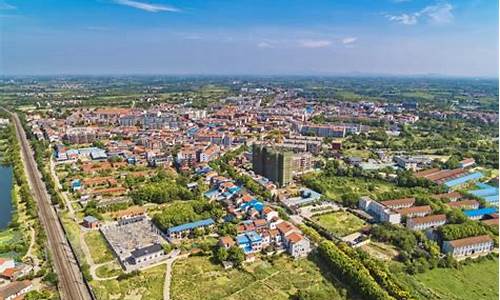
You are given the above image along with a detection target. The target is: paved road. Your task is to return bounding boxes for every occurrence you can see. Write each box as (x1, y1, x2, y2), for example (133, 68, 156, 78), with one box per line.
(10, 112, 92, 300)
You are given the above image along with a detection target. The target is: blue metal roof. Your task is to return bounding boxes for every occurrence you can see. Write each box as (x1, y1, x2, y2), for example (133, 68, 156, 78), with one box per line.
(236, 234, 250, 245)
(246, 231, 262, 243)
(83, 215, 98, 223)
(463, 207, 498, 217)
(484, 195, 499, 203)
(444, 172, 483, 188)
(167, 218, 215, 234)
(468, 183, 499, 205)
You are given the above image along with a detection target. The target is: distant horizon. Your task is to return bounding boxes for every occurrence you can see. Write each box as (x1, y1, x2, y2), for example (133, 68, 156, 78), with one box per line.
(1, 72, 498, 80)
(1, 0, 498, 77)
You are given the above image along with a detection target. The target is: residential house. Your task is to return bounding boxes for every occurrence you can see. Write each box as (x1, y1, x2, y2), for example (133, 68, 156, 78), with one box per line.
(0, 280, 33, 300)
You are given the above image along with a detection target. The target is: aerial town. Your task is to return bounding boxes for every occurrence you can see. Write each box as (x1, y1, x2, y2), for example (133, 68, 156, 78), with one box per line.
(1, 1, 499, 300)
(0, 75, 498, 300)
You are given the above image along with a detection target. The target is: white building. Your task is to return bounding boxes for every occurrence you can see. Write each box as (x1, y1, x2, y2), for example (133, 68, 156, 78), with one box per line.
(407, 214, 447, 230)
(285, 233, 311, 258)
(358, 196, 401, 224)
(442, 235, 493, 258)
(0, 280, 33, 300)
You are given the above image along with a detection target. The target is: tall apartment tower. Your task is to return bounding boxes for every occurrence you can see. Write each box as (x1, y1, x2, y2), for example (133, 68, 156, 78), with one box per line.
(252, 143, 294, 187)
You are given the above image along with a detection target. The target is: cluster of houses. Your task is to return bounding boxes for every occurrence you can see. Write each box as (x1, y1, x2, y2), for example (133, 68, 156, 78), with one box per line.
(171, 170, 312, 260)
(0, 258, 33, 300)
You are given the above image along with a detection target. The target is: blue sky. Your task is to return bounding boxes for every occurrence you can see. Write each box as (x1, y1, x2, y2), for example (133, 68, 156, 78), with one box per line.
(0, 0, 498, 76)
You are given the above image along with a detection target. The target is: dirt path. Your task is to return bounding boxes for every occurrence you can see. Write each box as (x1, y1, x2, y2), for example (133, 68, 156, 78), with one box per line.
(163, 250, 187, 300)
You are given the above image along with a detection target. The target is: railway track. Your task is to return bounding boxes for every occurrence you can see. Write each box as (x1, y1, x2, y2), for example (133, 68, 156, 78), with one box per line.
(10, 111, 92, 300)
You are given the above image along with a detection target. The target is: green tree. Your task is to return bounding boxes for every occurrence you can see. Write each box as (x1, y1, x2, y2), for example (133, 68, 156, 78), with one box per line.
(228, 246, 245, 266)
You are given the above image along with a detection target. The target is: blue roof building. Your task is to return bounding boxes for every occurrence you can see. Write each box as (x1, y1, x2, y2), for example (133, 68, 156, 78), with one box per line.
(444, 172, 483, 188)
(236, 231, 262, 254)
(167, 218, 215, 237)
(240, 199, 264, 213)
(71, 179, 82, 191)
(463, 207, 498, 220)
(468, 183, 499, 206)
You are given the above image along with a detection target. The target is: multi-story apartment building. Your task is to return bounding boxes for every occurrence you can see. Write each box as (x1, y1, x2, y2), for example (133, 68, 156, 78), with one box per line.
(252, 143, 294, 187)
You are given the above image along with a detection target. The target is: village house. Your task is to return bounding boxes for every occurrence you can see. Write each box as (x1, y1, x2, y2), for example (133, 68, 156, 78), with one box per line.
(0, 280, 33, 300)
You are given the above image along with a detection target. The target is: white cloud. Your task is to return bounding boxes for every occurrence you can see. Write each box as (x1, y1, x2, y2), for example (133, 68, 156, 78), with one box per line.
(341, 37, 358, 45)
(298, 39, 332, 48)
(386, 2, 453, 25)
(113, 0, 180, 13)
(387, 13, 418, 25)
(421, 3, 453, 24)
(0, 1, 16, 10)
(257, 42, 274, 48)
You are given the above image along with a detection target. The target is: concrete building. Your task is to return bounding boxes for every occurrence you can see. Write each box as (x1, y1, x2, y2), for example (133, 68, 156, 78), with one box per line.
(82, 215, 100, 229)
(166, 218, 215, 239)
(358, 196, 401, 224)
(285, 232, 311, 258)
(380, 198, 415, 210)
(463, 207, 498, 220)
(252, 143, 294, 187)
(407, 214, 447, 230)
(130, 244, 165, 265)
(396, 205, 432, 218)
(442, 235, 493, 258)
(447, 200, 480, 210)
(0, 280, 33, 300)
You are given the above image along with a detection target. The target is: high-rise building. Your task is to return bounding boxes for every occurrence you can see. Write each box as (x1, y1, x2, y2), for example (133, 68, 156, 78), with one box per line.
(252, 144, 294, 187)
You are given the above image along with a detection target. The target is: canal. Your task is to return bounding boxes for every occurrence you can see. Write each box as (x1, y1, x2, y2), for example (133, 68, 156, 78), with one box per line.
(0, 165, 13, 230)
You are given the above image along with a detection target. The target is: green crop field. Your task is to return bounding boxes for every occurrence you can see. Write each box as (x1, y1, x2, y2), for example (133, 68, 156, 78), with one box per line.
(406, 257, 499, 300)
(312, 211, 366, 237)
(171, 255, 345, 300)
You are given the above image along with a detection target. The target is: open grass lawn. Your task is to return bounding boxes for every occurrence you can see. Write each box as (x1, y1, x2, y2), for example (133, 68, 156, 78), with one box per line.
(342, 148, 373, 159)
(171, 255, 344, 300)
(84, 231, 114, 264)
(305, 174, 406, 202)
(95, 262, 123, 278)
(407, 258, 499, 300)
(91, 264, 165, 300)
(61, 215, 86, 260)
(312, 211, 366, 237)
(360, 241, 399, 261)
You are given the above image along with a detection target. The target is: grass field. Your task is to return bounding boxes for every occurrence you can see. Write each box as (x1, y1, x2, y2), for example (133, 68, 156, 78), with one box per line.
(312, 211, 366, 237)
(84, 231, 114, 264)
(171, 255, 345, 300)
(307, 174, 404, 200)
(95, 262, 123, 279)
(360, 241, 399, 261)
(405, 257, 499, 300)
(90, 264, 165, 300)
(0, 229, 16, 245)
